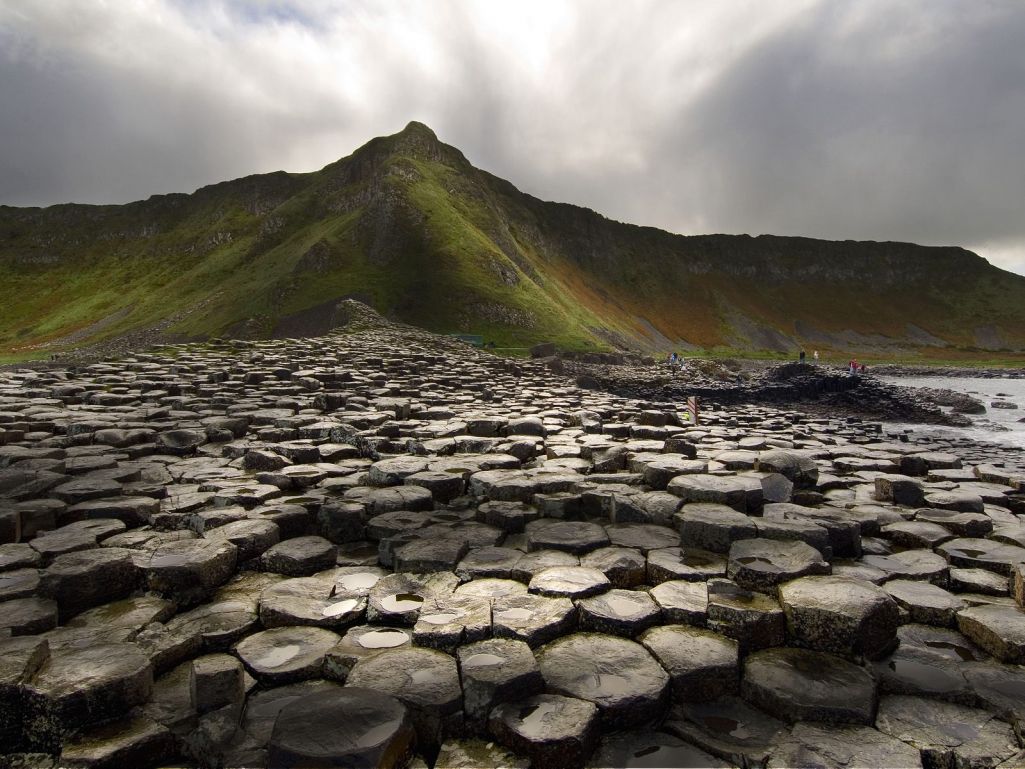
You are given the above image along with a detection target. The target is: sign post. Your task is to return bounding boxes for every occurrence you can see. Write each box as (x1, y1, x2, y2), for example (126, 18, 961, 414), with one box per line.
(687, 396, 699, 425)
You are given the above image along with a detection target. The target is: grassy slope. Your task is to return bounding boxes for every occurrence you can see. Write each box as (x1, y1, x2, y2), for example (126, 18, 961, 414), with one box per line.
(2, 121, 1025, 361)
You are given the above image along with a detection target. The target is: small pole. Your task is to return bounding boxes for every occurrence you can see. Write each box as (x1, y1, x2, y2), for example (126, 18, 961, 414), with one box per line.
(687, 396, 699, 425)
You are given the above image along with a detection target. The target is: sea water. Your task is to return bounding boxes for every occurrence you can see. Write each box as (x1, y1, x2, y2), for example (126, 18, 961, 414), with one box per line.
(879, 376, 1025, 449)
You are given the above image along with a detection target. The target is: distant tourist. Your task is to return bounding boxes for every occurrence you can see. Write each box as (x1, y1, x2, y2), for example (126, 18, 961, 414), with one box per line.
(799, 350, 806, 363)
(813, 350, 819, 362)
(860, 363, 867, 374)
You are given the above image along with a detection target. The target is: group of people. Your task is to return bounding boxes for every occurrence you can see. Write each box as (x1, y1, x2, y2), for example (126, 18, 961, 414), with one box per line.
(667, 351, 687, 370)
(666, 349, 866, 375)
(798, 350, 867, 374)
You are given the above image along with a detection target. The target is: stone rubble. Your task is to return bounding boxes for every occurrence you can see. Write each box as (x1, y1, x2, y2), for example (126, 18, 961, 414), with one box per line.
(1, 312, 1025, 768)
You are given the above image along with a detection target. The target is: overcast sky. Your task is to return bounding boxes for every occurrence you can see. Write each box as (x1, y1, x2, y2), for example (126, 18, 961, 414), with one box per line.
(2, 0, 1024, 273)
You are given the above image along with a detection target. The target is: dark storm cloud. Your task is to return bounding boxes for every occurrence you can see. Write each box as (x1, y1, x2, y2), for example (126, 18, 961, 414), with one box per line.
(1, 0, 1023, 272)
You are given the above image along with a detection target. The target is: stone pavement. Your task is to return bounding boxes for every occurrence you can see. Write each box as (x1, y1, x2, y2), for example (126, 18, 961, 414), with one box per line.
(2, 318, 1025, 768)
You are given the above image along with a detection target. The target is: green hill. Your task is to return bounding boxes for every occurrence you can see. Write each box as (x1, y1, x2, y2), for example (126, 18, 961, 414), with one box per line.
(3, 121, 1025, 361)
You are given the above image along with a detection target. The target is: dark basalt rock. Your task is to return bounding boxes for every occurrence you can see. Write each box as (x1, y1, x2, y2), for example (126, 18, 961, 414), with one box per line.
(2, 314, 1023, 767)
(268, 687, 415, 769)
(536, 633, 669, 728)
(489, 693, 599, 769)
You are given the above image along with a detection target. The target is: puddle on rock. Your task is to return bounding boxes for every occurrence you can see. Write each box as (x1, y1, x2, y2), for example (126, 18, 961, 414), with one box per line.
(924, 640, 979, 662)
(519, 702, 557, 736)
(419, 612, 461, 625)
(357, 629, 409, 649)
(736, 556, 775, 567)
(380, 593, 424, 612)
(584, 672, 631, 697)
(359, 721, 400, 747)
(604, 595, 643, 616)
(629, 743, 709, 768)
(462, 653, 505, 668)
(338, 572, 381, 591)
(495, 608, 533, 623)
(701, 716, 752, 741)
(887, 658, 962, 692)
(257, 643, 302, 668)
(321, 599, 360, 618)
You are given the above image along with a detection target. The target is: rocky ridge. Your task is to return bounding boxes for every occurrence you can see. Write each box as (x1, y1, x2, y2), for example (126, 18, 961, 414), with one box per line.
(558, 357, 978, 426)
(1, 307, 1025, 767)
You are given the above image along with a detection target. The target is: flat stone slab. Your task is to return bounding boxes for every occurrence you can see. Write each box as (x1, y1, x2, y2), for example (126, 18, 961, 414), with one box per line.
(675, 504, 757, 553)
(862, 549, 949, 583)
(435, 738, 529, 769)
(0, 543, 41, 572)
(457, 638, 544, 723)
(727, 538, 829, 591)
(576, 589, 661, 636)
(344, 485, 433, 515)
(741, 647, 877, 724)
(205, 519, 280, 562)
(234, 626, 339, 684)
(884, 579, 965, 627)
(875, 695, 1019, 769)
(649, 580, 708, 626)
(767, 722, 923, 769)
(664, 695, 786, 767)
(39, 548, 138, 620)
(646, 547, 726, 585)
(323, 625, 414, 681)
(260, 535, 337, 576)
(706, 578, 786, 653)
(603, 523, 680, 553)
(268, 687, 415, 769)
(589, 729, 732, 769)
(347, 646, 462, 749)
(957, 604, 1025, 663)
(488, 693, 599, 769)
(57, 714, 173, 769)
(142, 539, 238, 605)
(259, 576, 366, 629)
(668, 475, 758, 512)
(640, 624, 738, 702)
(413, 594, 490, 651)
(580, 546, 646, 588)
(938, 538, 1025, 575)
(0, 596, 58, 636)
(778, 575, 899, 660)
(24, 642, 153, 733)
(525, 520, 610, 555)
(492, 593, 576, 648)
(916, 508, 993, 538)
(529, 566, 610, 599)
(537, 633, 669, 728)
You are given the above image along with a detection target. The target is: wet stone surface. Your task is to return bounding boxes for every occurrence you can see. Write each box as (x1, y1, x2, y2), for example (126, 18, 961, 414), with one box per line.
(2, 319, 1025, 767)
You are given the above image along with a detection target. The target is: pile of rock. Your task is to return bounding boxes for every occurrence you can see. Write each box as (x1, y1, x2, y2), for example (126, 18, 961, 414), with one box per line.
(559, 357, 976, 426)
(1, 320, 1025, 768)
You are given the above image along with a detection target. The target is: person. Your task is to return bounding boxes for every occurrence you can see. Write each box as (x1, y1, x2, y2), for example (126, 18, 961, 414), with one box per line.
(860, 363, 867, 374)
(813, 350, 819, 362)
(799, 350, 806, 363)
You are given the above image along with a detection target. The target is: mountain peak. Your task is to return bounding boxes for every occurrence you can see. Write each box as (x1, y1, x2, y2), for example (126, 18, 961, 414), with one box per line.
(399, 120, 438, 140)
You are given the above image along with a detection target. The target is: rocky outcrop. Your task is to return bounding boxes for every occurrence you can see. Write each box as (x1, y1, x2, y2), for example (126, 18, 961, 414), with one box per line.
(0, 319, 1024, 767)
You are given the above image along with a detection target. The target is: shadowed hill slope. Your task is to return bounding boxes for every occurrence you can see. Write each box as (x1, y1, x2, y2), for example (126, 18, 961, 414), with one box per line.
(2, 121, 1024, 359)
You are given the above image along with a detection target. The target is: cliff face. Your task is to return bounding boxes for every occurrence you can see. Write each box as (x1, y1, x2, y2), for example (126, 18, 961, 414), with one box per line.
(2, 121, 1024, 358)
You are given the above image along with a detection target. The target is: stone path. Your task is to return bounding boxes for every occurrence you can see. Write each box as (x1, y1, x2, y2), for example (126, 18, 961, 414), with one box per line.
(2, 319, 1025, 768)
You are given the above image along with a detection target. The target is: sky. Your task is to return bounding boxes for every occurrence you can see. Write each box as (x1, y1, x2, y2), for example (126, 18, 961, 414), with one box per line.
(1, 0, 1024, 274)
